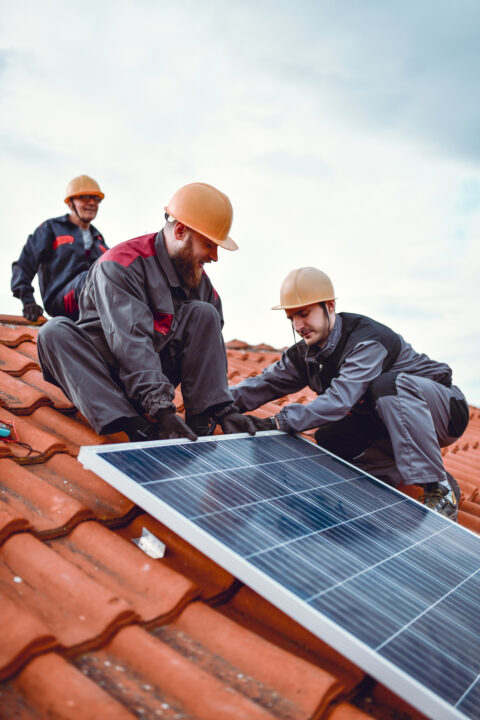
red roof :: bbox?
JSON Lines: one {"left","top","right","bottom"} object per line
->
{"left": 0, "top": 318, "right": 478, "bottom": 719}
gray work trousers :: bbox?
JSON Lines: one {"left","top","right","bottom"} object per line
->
{"left": 314, "top": 372, "right": 469, "bottom": 486}
{"left": 37, "top": 300, "right": 233, "bottom": 434}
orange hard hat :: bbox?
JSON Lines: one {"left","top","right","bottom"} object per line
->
{"left": 165, "top": 182, "right": 238, "bottom": 251}
{"left": 272, "top": 267, "right": 335, "bottom": 310}
{"left": 65, "top": 175, "right": 105, "bottom": 203}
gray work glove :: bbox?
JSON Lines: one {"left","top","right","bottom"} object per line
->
{"left": 249, "top": 416, "right": 277, "bottom": 431}
{"left": 22, "top": 302, "right": 44, "bottom": 322}
{"left": 155, "top": 409, "right": 198, "bottom": 441}
{"left": 218, "top": 407, "right": 257, "bottom": 436}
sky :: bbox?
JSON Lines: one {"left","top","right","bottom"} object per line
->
{"left": 1, "top": 0, "right": 479, "bottom": 403}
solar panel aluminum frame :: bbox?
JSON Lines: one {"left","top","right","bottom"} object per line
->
{"left": 79, "top": 432, "right": 476, "bottom": 720}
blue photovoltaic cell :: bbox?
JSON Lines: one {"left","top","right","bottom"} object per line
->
{"left": 83, "top": 434, "right": 480, "bottom": 720}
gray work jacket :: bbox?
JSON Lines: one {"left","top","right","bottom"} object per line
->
{"left": 78, "top": 231, "right": 223, "bottom": 417}
{"left": 231, "top": 313, "right": 453, "bottom": 433}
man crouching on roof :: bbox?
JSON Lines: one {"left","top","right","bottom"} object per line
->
{"left": 37, "top": 182, "right": 257, "bottom": 442}
{"left": 230, "top": 267, "right": 469, "bottom": 522}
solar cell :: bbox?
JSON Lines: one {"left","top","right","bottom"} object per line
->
{"left": 79, "top": 432, "right": 480, "bottom": 720}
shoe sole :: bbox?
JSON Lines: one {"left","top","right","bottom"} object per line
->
{"left": 446, "top": 472, "right": 461, "bottom": 502}
{"left": 445, "top": 472, "right": 461, "bottom": 521}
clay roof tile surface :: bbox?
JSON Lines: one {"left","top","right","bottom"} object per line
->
{"left": 0, "top": 316, "right": 477, "bottom": 719}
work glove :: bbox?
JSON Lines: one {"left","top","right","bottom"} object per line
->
{"left": 218, "top": 408, "right": 257, "bottom": 436}
{"left": 22, "top": 302, "right": 44, "bottom": 322}
{"left": 154, "top": 409, "right": 198, "bottom": 441}
{"left": 249, "top": 416, "right": 278, "bottom": 431}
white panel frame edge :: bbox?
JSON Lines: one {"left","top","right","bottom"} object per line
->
{"left": 79, "top": 431, "right": 475, "bottom": 720}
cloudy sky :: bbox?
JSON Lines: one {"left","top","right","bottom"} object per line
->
{"left": 1, "top": 0, "right": 479, "bottom": 403}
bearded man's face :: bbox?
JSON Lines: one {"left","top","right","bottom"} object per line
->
{"left": 171, "top": 231, "right": 219, "bottom": 288}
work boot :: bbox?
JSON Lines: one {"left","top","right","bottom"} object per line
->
{"left": 418, "top": 473, "right": 460, "bottom": 521}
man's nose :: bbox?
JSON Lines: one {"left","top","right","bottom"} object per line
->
{"left": 209, "top": 245, "right": 218, "bottom": 262}
{"left": 292, "top": 316, "right": 303, "bottom": 332}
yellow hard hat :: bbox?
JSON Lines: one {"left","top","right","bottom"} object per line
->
{"left": 272, "top": 267, "right": 335, "bottom": 310}
{"left": 65, "top": 175, "right": 105, "bottom": 203}
{"left": 165, "top": 182, "right": 238, "bottom": 251}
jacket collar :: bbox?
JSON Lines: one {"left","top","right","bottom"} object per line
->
{"left": 305, "top": 314, "right": 342, "bottom": 362}
{"left": 155, "top": 230, "right": 183, "bottom": 288}
{"left": 56, "top": 214, "right": 101, "bottom": 239}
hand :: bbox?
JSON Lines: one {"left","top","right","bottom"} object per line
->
{"left": 22, "top": 303, "right": 44, "bottom": 322}
{"left": 219, "top": 411, "right": 257, "bottom": 436}
{"left": 249, "top": 416, "right": 277, "bottom": 431}
{"left": 155, "top": 410, "right": 198, "bottom": 441}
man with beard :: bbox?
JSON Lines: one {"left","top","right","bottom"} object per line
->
{"left": 37, "top": 182, "right": 256, "bottom": 442}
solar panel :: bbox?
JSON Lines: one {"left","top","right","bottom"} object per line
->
{"left": 79, "top": 432, "right": 480, "bottom": 720}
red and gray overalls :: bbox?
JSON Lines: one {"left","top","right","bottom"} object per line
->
{"left": 37, "top": 231, "right": 234, "bottom": 434}
{"left": 231, "top": 312, "right": 469, "bottom": 487}
{"left": 11, "top": 214, "right": 108, "bottom": 319}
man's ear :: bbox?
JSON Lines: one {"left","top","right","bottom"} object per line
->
{"left": 173, "top": 222, "right": 187, "bottom": 241}
{"left": 325, "top": 299, "right": 336, "bottom": 313}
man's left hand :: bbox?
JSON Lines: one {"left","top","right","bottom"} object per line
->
{"left": 219, "top": 412, "right": 257, "bottom": 436}
{"left": 249, "top": 416, "right": 277, "bottom": 431}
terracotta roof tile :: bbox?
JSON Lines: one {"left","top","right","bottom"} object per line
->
{"left": 0, "top": 325, "right": 38, "bottom": 347}
{"left": 223, "top": 585, "right": 364, "bottom": 691}
{"left": 14, "top": 340, "right": 41, "bottom": 362}
{"left": 167, "top": 600, "right": 346, "bottom": 719}
{"left": 225, "top": 339, "right": 250, "bottom": 350}
{"left": 0, "top": 594, "right": 57, "bottom": 682}
{"left": 27, "top": 407, "right": 114, "bottom": 455}
{"left": 30, "top": 453, "right": 136, "bottom": 525}
{"left": 0, "top": 458, "right": 93, "bottom": 538}
{"left": 328, "top": 704, "right": 380, "bottom": 720}
{"left": 0, "top": 505, "right": 31, "bottom": 544}
{"left": 74, "top": 624, "right": 306, "bottom": 720}
{"left": 115, "top": 513, "right": 236, "bottom": 602}
{"left": 50, "top": 521, "right": 198, "bottom": 624}
{"left": 0, "top": 652, "right": 136, "bottom": 719}
{"left": 0, "top": 408, "right": 67, "bottom": 461}
{"left": 0, "top": 343, "right": 39, "bottom": 376}
{"left": 0, "top": 317, "right": 478, "bottom": 720}
{"left": 0, "top": 533, "right": 137, "bottom": 662}
{"left": 0, "top": 315, "right": 46, "bottom": 327}
{"left": 20, "top": 369, "right": 74, "bottom": 411}
{"left": 0, "top": 370, "right": 54, "bottom": 414}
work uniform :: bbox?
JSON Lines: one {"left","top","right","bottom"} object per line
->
{"left": 231, "top": 313, "right": 469, "bottom": 487}
{"left": 11, "top": 214, "right": 108, "bottom": 319}
{"left": 37, "top": 231, "right": 233, "bottom": 434}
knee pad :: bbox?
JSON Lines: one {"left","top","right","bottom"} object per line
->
{"left": 368, "top": 372, "right": 399, "bottom": 405}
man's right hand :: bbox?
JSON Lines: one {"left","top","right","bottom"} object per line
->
{"left": 155, "top": 409, "right": 198, "bottom": 441}
{"left": 22, "top": 303, "right": 44, "bottom": 322}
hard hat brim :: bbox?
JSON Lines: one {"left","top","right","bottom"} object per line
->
{"left": 271, "top": 298, "right": 336, "bottom": 311}
{"left": 65, "top": 191, "right": 105, "bottom": 202}
{"left": 164, "top": 209, "right": 238, "bottom": 251}
{"left": 216, "top": 235, "right": 238, "bottom": 251}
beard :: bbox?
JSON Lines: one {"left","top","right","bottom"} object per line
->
{"left": 171, "top": 238, "right": 203, "bottom": 288}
